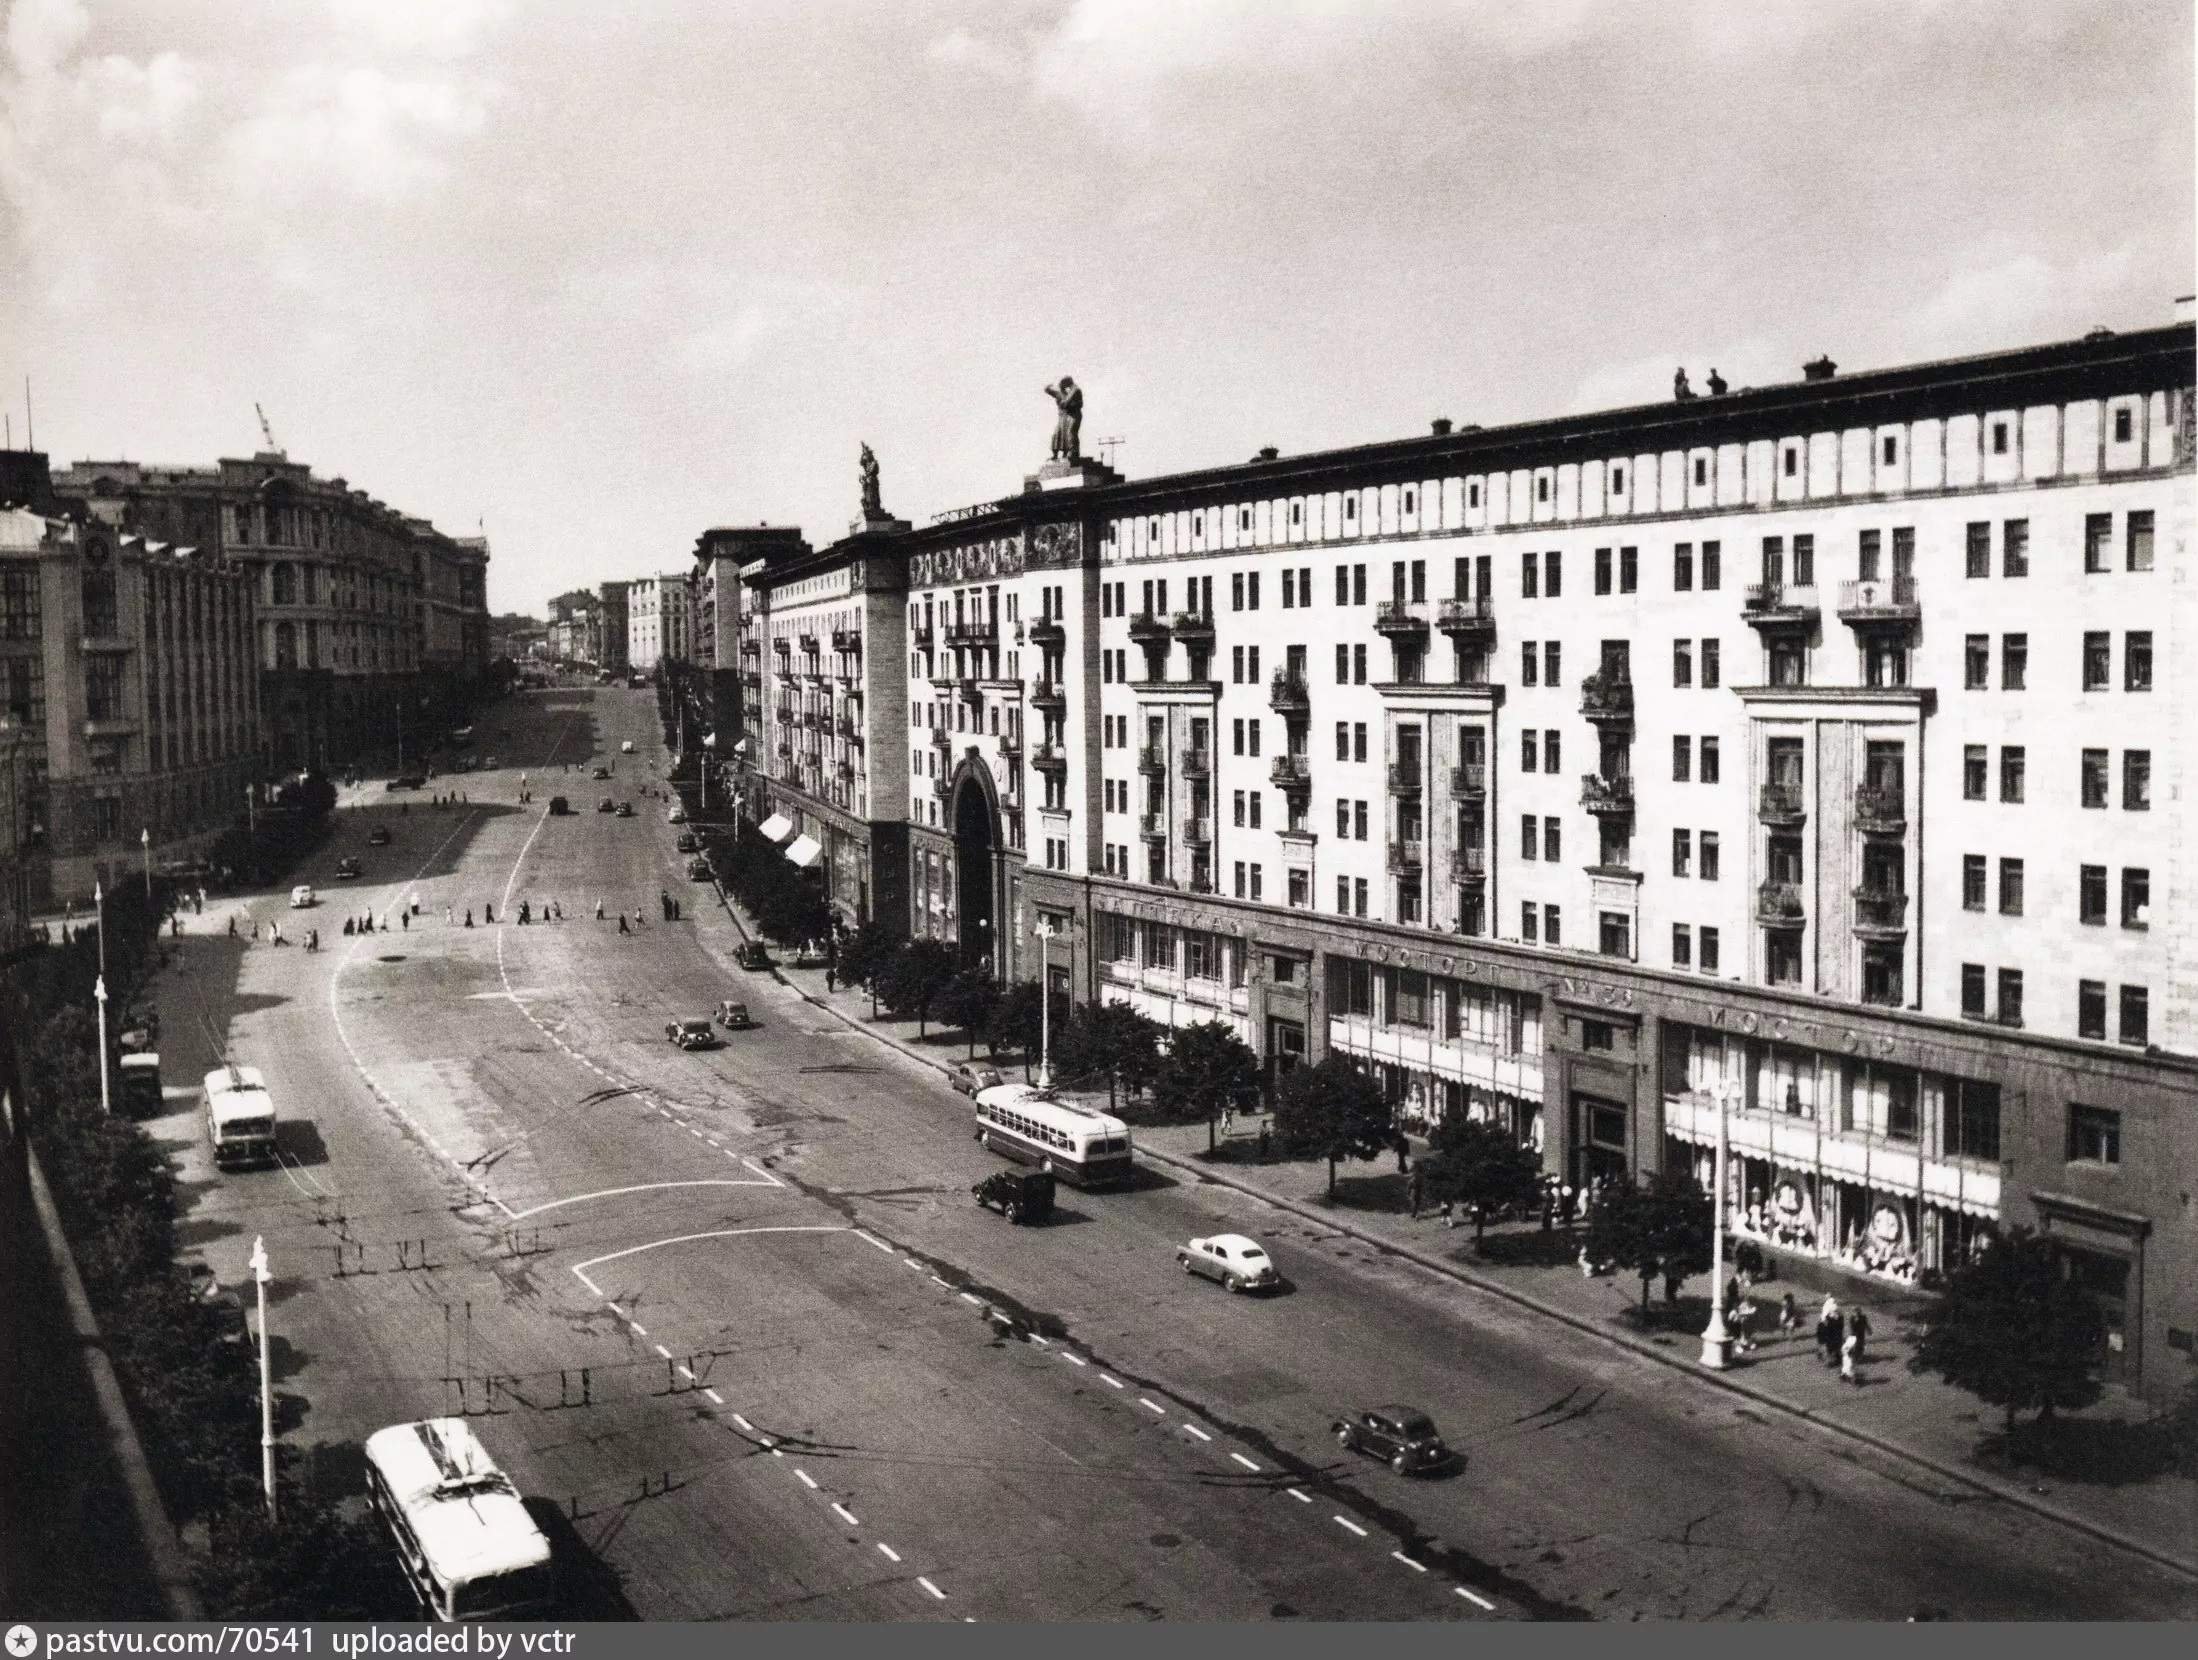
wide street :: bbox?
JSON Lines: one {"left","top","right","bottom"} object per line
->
{"left": 147, "top": 684, "right": 2198, "bottom": 1622}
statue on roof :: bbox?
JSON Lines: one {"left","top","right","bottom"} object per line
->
{"left": 1045, "top": 377, "right": 1083, "bottom": 462}
{"left": 858, "top": 443, "right": 882, "bottom": 519}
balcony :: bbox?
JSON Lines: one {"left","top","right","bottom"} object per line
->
{"left": 1387, "top": 839, "right": 1425, "bottom": 874}
{"left": 998, "top": 729, "right": 1021, "bottom": 758}
{"left": 1852, "top": 886, "right": 1910, "bottom": 939}
{"left": 1436, "top": 596, "right": 1495, "bottom": 642}
{"left": 1031, "top": 742, "right": 1068, "bottom": 774}
{"left": 1450, "top": 762, "right": 1487, "bottom": 799}
{"left": 1138, "top": 744, "right": 1168, "bottom": 776}
{"left": 1027, "top": 616, "right": 1066, "bottom": 648}
{"left": 1853, "top": 783, "right": 1906, "bottom": 836}
{"left": 956, "top": 675, "right": 982, "bottom": 702}
{"left": 1127, "top": 610, "right": 1172, "bottom": 645}
{"left": 930, "top": 773, "right": 951, "bottom": 801}
{"left": 836, "top": 760, "right": 856, "bottom": 782}
{"left": 1140, "top": 812, "right": 1168, "bottom": 842}
{"left": 1170, "top": 611, "right": 1215, "bottom": 645}
{"left": 1268, "top": 670, "right": 1311, "bottom": 715}
{"left": 837, "top": 716, "right": 862, "bottom": 741}
{"left": 1188, "top": 870, "right": 1217, "bottom": 896}
{"left": 1836, "top": 576, "right": 1919, "bottom": 628}
{"left": 1387, "top": 761, "right": 1423, "bottom": 796}
{"left": 1755, "top": 880, "right": 1806, "bottom": 931}
{"left": 1030, "top": 679, "right": 1066, "bottom": 713}
{"left": 947, "top": 618, "right": 996, "bottom": 646}
{"left": 832, "top": 628, "right": 860, "bottom": 653}
{"left": 775, "top": 741, "right": 792, "bottom": 759}
{"left": 1185, "top": 816, "right": 1213, "bottom": 846}
{"left": 798, "top": 631, "right": 819, "bottom": 652}
{"left": 1180, "top": 748, "right": 1212, "bottom": 779}
{"left": 740, "top": 638, "right": 760, "bottom": 658}
{"left": 1374, "top": 600, "right": 1430, "bottom": 638}
{"left": 1579, "top": 772, "right": 1635, "bottom": 816}
{"left": 1758, "top": 782, "right": 1807, "bottom": 827}
{"left": 1270, "top": 753, "right": 1312, "bottom": 791}
{"left": 1451, "top": 847, "right": 1486, "bottom": 884}
{"left": 1580, "top": 671, "right": 1634, "bottom": 727}
{"left": 929, "top": 725, "right": 951, "bottom": 751}
{"left": 1742, "top": 583, "right": 1820, "bottom": 631}
{"left": 911, "top": 623, "right": 934, "bottom": 646}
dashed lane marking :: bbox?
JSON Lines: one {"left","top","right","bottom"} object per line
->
{"left": 1061, "top": 1353, "right": 1087, "bottom": 1368}
{"left": 928, "top": 1274, "right": 951, "bottom": 1288}
{"left": 1181, "top": 1424, "right": 1213, "bottom": 1442}
{"left": 917, "top": 1578, "right": 946, "bottom": 1601}
{"left": 1286, "top": 1489, "right": 1312, "bottom": 1504}
{"left": 1138, "top": 1398, "right": 1165, "bottom": 1415}
{"left": 795, "top": 1470, "right": 818, "bottom": 1490}
{"left": 832, "top": 1503, "right": 859, "bottom": 1527}
{"left": 627, "top": 1322, "right": 648, "bottom": 1337}
{"left": 1027, "top": 1334, "right": 1049, "bottom": 1347}
{"left": 855, "top": 1231, "right": 895, "bottom": 1254}
{"left": 704, "top": 1389, "right": 724, "bottom": 1405}
{"left": 1456, "top": 1588, "right": 1495, "bottom": 1611}
{"left": 1393, "top": 1552, "right": 1427, "bottom": 1573}
{"left": 1099, "top": 1375, "right": 1124, "bottom": 1390}
{"left": 652, "top": 1344, "right": 671, "bottom": 1360}
{"left": 732, "top": 1414, "right": 755, "bottom": 1433}
{"left": 1334, "top": 1516, "right": 1369, "bottom": 1538}
{"left": 957, "top": 1292, "right": 984, "bottom": 1307}
{"left": 1230, "top": 1453, "right": 1260, "bottom": 1471}
{"left": 876, "top": 1543, "right": 901, "bottom": 1564}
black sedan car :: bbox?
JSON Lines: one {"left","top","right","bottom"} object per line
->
{"left": 1332, "top": 1406, "right": 1449, "bottom": 1474}
{"left": 367, "top": 826, "right": 392, "bottom": 847}
{"left": 335, "top": 856, "right": 363, "bottom": 880}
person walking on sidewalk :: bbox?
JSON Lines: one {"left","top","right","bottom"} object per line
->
{"left": 1849, "top": 1307, "right": 1871, "bottom": 1362}
{"left": 618, "top": 913, "right": 630, "bottom": 935}
{"left": 1840, "top": 1323, "right": 1859, "bottom": 1385}
{"left": 1779, "top": 1292, "right": 1800, "bottom": 1336}
{"left": 1407, "top": 1163, "right": 1425, "bottom": 1219}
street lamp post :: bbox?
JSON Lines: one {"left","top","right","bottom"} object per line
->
{"left": 93, "top": 878, "right": 106, "bottom": 983}
{"left": 1699, "top": 1077, "right": 1738, "bottom": 1370}
{"left": 244, "top": 784, "right": 256, "bottom": 881}
{"left": 1033, "top": 919, "right": 1058, "bottom": 1090}
{"left": 250, "top": 1235, "right": 276, "bottom": 1522}
{"left": 140, "top": 825, "right": 151, "bottom": 903}
{"left": 93, "top": 974, "right": 111, "bottom": 1116}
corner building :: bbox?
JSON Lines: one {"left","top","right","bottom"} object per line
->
{"left": 890, "top": 320, "right": 2195, "bottom": 1400}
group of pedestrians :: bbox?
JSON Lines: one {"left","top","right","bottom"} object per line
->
{"left": 1811, "top": 1294, "right": 1872, "bottom": 1384}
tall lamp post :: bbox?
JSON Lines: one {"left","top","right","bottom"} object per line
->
{"left": 1699, "top": 1075, "right": 1739, "bottom": 1370}
{"left": 244, "top": 784, "right": 257, "bottom": 881}
{"left": 1033, "top": 918, "right": 1058, "bottom": 1090}
{"left": 93, "top": 974, "right": 112, "bottom": 1116}
{"left": 249, "top": 1235, "right": 276, "bottom": 1522}
{"left": 93, "top": 877, "right": 106, "bottom": 982}
{"left": 140, "top": 825, "right": 151, "bottom": 903}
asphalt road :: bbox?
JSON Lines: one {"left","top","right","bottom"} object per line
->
{"left": 149, "top": 684, "right": 2198, "bottom": 1621}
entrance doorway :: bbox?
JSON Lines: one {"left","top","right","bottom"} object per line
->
{"left": 2061, "top": 1245, "right": 2134, "bottom": 1384}
{"left": 1265, "top": 1017, "right": 1306, "bottom": 1103}
{"left": 952, "top": 769, "right": 996, "bottom": 971}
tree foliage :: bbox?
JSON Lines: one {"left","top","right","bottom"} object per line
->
{"left": 1273, "top": 1054, "right": 1393, "bottom": 1196}
{"left": 1584, "top": 1171, "right": 1714, "bottom": 1311}
{"left": 1422, "top": 1116, "right": 1545, "bottom": 1242}
{"left": 1149, "top": 1019, "right": 1262, "bottom": 1138}
{"left": 938, "top": 964, "right": 1000, "bottom": 1057}
{"left": 1060, "top": 1001, "right": 1165, "bottom": 1108}
{"left": 1907, "top": 1227, "right": 2105, "bottom": 1431}
{"left": 987, "top": 981, "right": 1044, "bottom": 1076}
{"left": 876, "top": 938, "right": 959, "bottom": 1035}
{"left": 835, "top": 918, "right": 899, "bottom": 993}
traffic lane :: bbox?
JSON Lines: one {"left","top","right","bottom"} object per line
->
{"left": 553, "top": 1215, "right": 1472, "bottom": 1621}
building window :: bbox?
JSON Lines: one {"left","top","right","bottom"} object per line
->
{"left": 1546, "top": 551, "right": 1562, "bottom": 597}
{"left": 1521, "top": 814, "right": 1538, "bottom": 861}
{"left": 2001, "top": 633, "right": 2026, "bottom": 691}
{"left": 1965, "top": 522, "right": 1990, "bottom": 579}
{"left": 2084, "top": 512, "right": 2112, "bottom": 573}
{"left": 2080, "top": 863, "right": 2107, "bottom": 925}
{"left": 1701, "top": 541, "right": 1721, "bottom": 590}
{"left": 2078, "top": 979, "right": 2107, "bottom": 1040}
{"left": 1948, "top": 1080, "right": 2001, "bottom": 1162}
{"left": 1674, "top": 543, "right": 1693, "bottom": 590}
{"left": 1699, "top": 737, "right": 1719, "bottom": 784}
{"left": 1521, "top": 902, "right": 1538, "bottom": 943}
{"left": 1999, "top": 746, "right": 2024, "bottom": 804}
{"left": 1544, "top": 815, "right": 1561, "bottom": 863}
{"left": 2002, "top": 519, "right": 2028, "bottom": 578}
{"left": 2066, "top": 1103, "right": 2120, "bottom": 1166}
{"left": 1673, "top": 640, "right": 1692, "bottom": 687}
{"left": 1672, "top": 735, "right": 1691, "bottom": 783}
{"left": 1701, "top": 638, "right": 1719, "bottom": 688}
{"left": 1700, "top": 926, "right": 1719, "bottom": 974}
{"left": 1673, "top": 829, "right": 1692, "bottom": 878}
{"left": 2124, "top": 749, "right": 2150, "bottom": 811}
{"left": 1964, "top": 745, "right": 1987, "bottom": 801}
{"left": 1997, "top": 968, "right": 2023, "bottom": 1027}
{"left": 1594, "top": 547, "right": 1611, "bottom": 595}
{"left": 2128, "top": 510, "right": 2154, "bottom": 572}
{"left": 2083, "top": 631, "right": 2110, "bottom": 691}
{"left": 1991, "top": 420, "right": 2009, "bottom": 455}
{"left": 1962, "top": 854, "right": 1985, "bottom": 911}
{"left": 2119, "top": 985, "right": 2149, "bottom": 1047}
{"left": 1522, "top": 551, "right": 1539, "bottom": 599}
{"left": 1545, "top": 906, "right": 1561, "bottom": 946}
{"left": 1544, "top": 642, "right": 1560, "bottom": 685}
{"left": 1699, "top": 831, "right": 1719, "bottom": 882}
{"left": 1522, "top": 730, "right": 1538, "bottom": 773}
{"left": 2126, "top": 631, "right": 2152, "bottom": 691}
{"left": 2122, "top": 866, "right": 2149, "bottom": 929}
{"left": 1998, "top": 857, "right": 2023, "bottom": 917}
{"left": 1598, "top": 910, "right": 1630, "bottom": 958}
{"left": 2114, "top": 407, "right": 2134, "bottom": 443}
{"left": 2080, "top": 749, "right": 2109, "bottom": 809}
{"left": 1964, "top": 635, "right": 1988, "bottom": 690}
{"left": 1520, "top": 642, "right": 1538, "bottom": 687}
{"left": 1766, "top": 933, "right": 1802, "bottom": 986}
{"left": 1672, "top": 924, "right": 1692, "bottom": 967}
{"left": 1960, "top": 963, "right": 1986, "bottom": 1017}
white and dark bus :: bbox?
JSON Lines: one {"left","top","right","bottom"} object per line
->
{"left": 363, "top": 1419, "right": 554, "bottom": 1622}
{"left": 973, "top": 1083, "right": 1133, "bottom": 1188}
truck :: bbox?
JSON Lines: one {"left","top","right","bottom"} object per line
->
{"left": 972, "top": 1169, "right": 1055, "bottom": 1225}
{"left": 117, "top": 1052, "right": 164, "bottom": 1118}
{"left": 203, "top": 1065, "right": 279, "bottom": 1168}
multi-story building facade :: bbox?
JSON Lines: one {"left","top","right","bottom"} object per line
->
{"left": 595, "top": 581, "right": 631, "bottom": 675}
{"left": 689, "top": 528, "right": 802, "bottom": 784}
{"left": 743, "top": 523, "right": 911, "bottom": 926}
{"left": 860, "top": 318, "right": 2196, "bottom": 1399}
{"left": 2, "top": 462, "right": 261, "bottom": 902}
{"left": 51, "top": 451, "right": 489, "bottom": 769}
{"left": 626, "top": 572, "right": 695, "bottom": 674}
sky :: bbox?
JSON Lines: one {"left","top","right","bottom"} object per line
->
{"left": 2, "top": 0, "right": 2191, "bottom": 617}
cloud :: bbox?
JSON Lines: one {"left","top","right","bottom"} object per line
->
{"left": 927, "top": 27, "right": 1022, "bottom": 84}
{"left": 223, "top": 61, "right": 499, "bottom": 207}
{"left": 559, "top": 260, "right": 868, "bottom": 376}
{"left": 322, "top": 0, "right": 512, "bottom": 61}
{"left": 1906, "top": 248, "right": 2139, "bottom": 355}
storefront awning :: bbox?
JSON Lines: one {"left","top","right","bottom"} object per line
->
{"left": 758, "top": 813, "right": 793, "bottom": 842}
{"left": 785, "top": 833, "right": 823, "bottom": 869}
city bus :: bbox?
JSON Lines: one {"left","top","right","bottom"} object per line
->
{"left": 972, "top": 1083, "right": 1133, "bottom": 1188}
{"left": 202, "top": 1065, "right": 277, "bottom": 1168}
{"left": 363, "top": 1419, "right": 554, "bottom": 1622}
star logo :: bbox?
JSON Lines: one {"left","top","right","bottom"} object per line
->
{"left": 6, "top": 1625, "right": 38, "bottom": 1658}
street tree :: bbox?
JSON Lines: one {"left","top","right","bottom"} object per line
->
{"left": 1149, "top": 1019, "right": 1263, "bottom": 1148}
{"left": 1273, "top": 1054, "right": 1393, "bottom": 1197}
{"left": 1584, "top": 1171, "right": 1713, "bottom": 1312}
{"left": 939, "top": 964, "right": 1000, "bottom": 1058}
{"left": 1907, "top": 1227, "right": 2105, "bottom": 1433}
{"left": 1422, "top": 1117, "right": 1545, "bottom": 1243}
{"left": 876, "top": 938, "right": 959, "bottom": 1037}
{"left": 988, "top": 981, "right": 1043, "bottom": 1074}
{"left": 835, "top": 918, "right": 900, "bottom": 1011}
{"left": 1081, "top": 1001, "right": 1165, "bottom": 1109}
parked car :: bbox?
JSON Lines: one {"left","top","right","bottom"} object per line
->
{"left": 686, "top": 857, "right": 712, "bottom": 880}
{"left": 289, "top": 884, "right": 316, "bottom": 908}
{"left": 387, "top": 774, "right": 426, "bottom": 791}
{"left": 335, "top": 856, "right": 362, "bottom": 879}
{"left": 367, "top": 826, "right": 392, "bottom": 846}
{"left": 715, "top": 999, "right": 754, "bottom": 1031}
{"left": 1177, "top": 1233, "right": 1280, "bottom": 1293}
{"left": 1331, "top": 1406, "right": 1449, "bottom": 1474}
{"left": 664, "top": 1019, "right": 719, "bottom": 1051}
{"left": 548, "top": 796, "right": 571, "bottom": 815}
{"left": 734, "top": 941, "right": 772, "bottom": 971}
{"left": 949, "top": 1062, "right": 1003, "bottom": 1097}
{"left": 973, "top": 1169, "right": 1054, "bottom": 1224}
{"left": 675, "top": 831, "right": 700, "bottom": 853}
{"left": 667, "top": 805, "right": 687, "bottom": 824}
{"left": 591, "top": 765, "right": 612, "bottom": 781}
{"left": 597, "top": 797, "right": 616, "bottom": 813}
{"left": 620, "top": 739, "right": 636, "bottom": 754}
{"left": 614, "top": 801, "right": 634, "bottom": 818}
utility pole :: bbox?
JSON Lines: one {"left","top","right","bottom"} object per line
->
{"left": 93, "top": 878, "right": 106, "bottom": 982}
{"left": 93, "top": 976, "right": 111, "bottom": 1115}
{"left": 140, "top": 826, "right": 151, "bottom": 903}
{"left": 1033, "top": 919, "right": 1057, "bottom": 1090}
{"left": 250, "top": 1235, "right": 276, "bottom": 1520}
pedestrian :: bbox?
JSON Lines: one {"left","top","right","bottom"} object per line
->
{"left": 1840, "top": 1324, "right": 1859, "bottom": 1385}
{"left": 485, "top": 903, "right": 495, "bottom": 924}
{"left": 401, "top": 909, "right": 409, "bottom": 930}
{"left": 1825, "top": 1309, "right": 1847, "bottom": 1369}
{"left": 825, "top": 966, "right": 836, "bottom": 992}
{"left": 1734, "top": 1293, "right": 1757, "bottom": 1354}
{"left": 1849, "top": 1307, "right": 1871, "bottom": 1362}
{"left": 464, "top": 909, "right": 474, "bottom": 928}
{"left": 1257, "top": 1123, "right": 1270, "bottom": 1162}
{"left": 445, "top": 905, "right": 454, "bottom": 926}
{"left": 618, "top": 914, "right": 630, "bottom": 935}
{"left": 1395, "top": 1133, "right": 1410, "bottom": 1175}
{"left": 634, "top": 906, "right": 645, "bottom": 929}
{"left": 1406, "top": 1163, "right": 1424, "bottom": 1218}
{"left": 1779, "top": 1292, "right": 1800, "bottom": 1335}
{"left": 171, "top": 914, "right": 181, "bottom": 938}
{"left": 1439, "top": 1197, "right": 1455, "bottom": 1230}
{"left": 1223, "top": 1105, "right": 1236, "bottom": 1137}
{"left": 251, "top": 920, "right": 259, "bottom": 942}
{"left": 308, "top": 928, "right": 319, "bottom": 952}
{"left": 344, "top": 918, "right": 354, "bottom": 937}
{"left": 1725, "top": 1273, "right": 1743, "bottom": 1318}
{"left": 594, "top": 898, "right": 605, "bottom": 920}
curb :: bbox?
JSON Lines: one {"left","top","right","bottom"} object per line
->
{"left": 25, "top": 1146, "right": 205, "bottom": 1619}
{"left": 1131, "top": 1139, "right": 2198, "bottom": 1585}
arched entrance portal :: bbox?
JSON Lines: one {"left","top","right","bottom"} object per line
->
{"left": 951, "top": 767, "right": 998, "bottom": 971}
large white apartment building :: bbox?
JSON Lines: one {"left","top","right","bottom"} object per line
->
{"left": 626, "top": 571, "right": 694, "bottom": 673}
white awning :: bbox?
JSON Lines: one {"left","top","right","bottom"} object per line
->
{"left": 758, "top": 813, "right": 793, "bottom": 842}
{"left": 785, "top": 833, "right": 823, "bottom": 868}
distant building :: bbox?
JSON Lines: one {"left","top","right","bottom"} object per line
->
{"left": 690, "top": 527, "right": 804, "bottom": 777}
{"left": 595, "top": 581, "right": 630, "bottom": 674}
{"left": 2, "top": 455, "right": 262, "bottom": 904}
{"left": 626, "top": 571, "right": 695, "bottom": 674}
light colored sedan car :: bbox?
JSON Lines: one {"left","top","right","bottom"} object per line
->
{"left": 1177, "top": 1233, "right": 1279, "bottom": 1293}
{"left": 667, "top": 805, "right": 687, "bottom": 824}
{"left": 949, "top": 1062, "right": 1003, "bottom": 1097}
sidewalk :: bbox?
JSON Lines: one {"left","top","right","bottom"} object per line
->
{"left": 703, "top": 890, "right": 2197, "bottom": 1579}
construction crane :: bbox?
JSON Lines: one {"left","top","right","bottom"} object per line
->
{"left": 254, "top": 403, "right": 284, "bottom": 457}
